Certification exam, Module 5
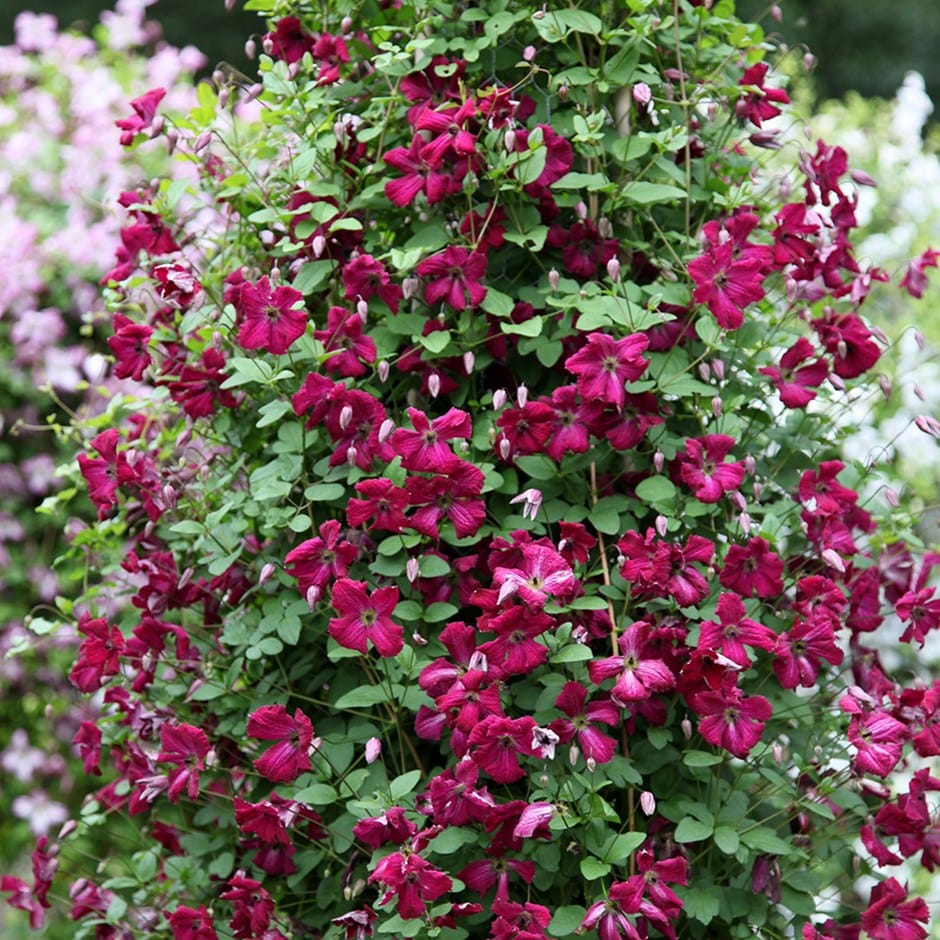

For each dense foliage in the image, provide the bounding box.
[2,0,939,938]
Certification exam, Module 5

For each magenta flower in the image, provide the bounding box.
[735,62,790,127]
[390,406,471,473]
[158,723,211,803]
[68,615,124,693]
[116,87,166,146]
[382,137,465,207]
[369,851,452,919]
[759,337,829,408]
[166,904,219,940]
[588,622,676,705]
[108,314,153,381]
[467,715,539,784]
[328,579,403,656]
[342,254,403,313]
[860,878,929,940]
[564,332,650,410]
[405,462,487,539]
[416,247,487,310]
[688,241,765,330]
[549,681,620,765]
[346,478,409,533]
[847,709,907,778]
[314,307,377,378]
[492,542,576,608]
[773,614,843,689]
[698,593,776,668]
[677,434,746,503]
[234,275,308,355]
[899,247,939,299]
[246,704,314,784]
[285,519,359,598]
[719,537,784,598]
[693,675,772,759]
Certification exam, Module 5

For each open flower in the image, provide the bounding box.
[247,705,314,784]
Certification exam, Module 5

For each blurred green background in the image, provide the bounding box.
[0,0,939,112]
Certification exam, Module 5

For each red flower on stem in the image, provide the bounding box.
[328,579,403,656]
[247,704,315,784]
[235,275,308,355]
[564,332,650,410]
[158,723,211,803]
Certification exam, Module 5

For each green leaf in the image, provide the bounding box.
[514,454,557,481]
[713,825,740,855]
[549,905,587,937]
[551,643,594,664]
[623,181,687,205]
[292,260,336,294]
[257,399,293,428]
[304,483,346,501]
[480,289,515,318]
[428,826,478,854]
[683,887,720,925]
[674,817,714,843]
[589,497,622,535]
[602,831,645,863]
[634,476,677,504]
[683,750,723,767]
[579,856,611,880]
[390,770,423,801]
[740,827,791,855]
[552,171,612,191]
[419,554,452,578]
[501,315,544,337]
[333,686,389,709]
[420,330,452,354]
[514,145,547,186]
[292,783,337,806]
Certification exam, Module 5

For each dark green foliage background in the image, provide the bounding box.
[1,0,939,111]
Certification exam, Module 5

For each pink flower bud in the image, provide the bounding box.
[378,418,395,443]
[428,373,441,398]
[681,717,692,740]
[712,359,725,381]
[245,82,263,102]
[850,169,877,188]
[263,36,274,55]
[510,488,543,521]
[346,445,358,466]
[499,438,512,461]
[306,585,321,609]
[711,396,722,418]
[259,562,276,586]
[193,130,212,153]
[406,557,420,583]
[364,737,382,764]
[915,330,926,350]
[219,88,231,109]
[653,451,665,472]
[339,405,353,430]
[698,361,711,381]
[523,45,536,62]
[738,512,751,533]
[402,275,420,299]
[770,4,782,22]
[585,755,596,773]
[878,374,892,399]
[885,487,900,508]
[245,38,257,59]
[412,631,427,646]
[288,61,301,80]
[822,548,845,573]
[773,742,784,764]
[575,201,588,220]
[803,52,815,71]
[149,115,165,138]
[606,257,621,282]
[166,127,179,155]
[377,360,390,382]
[504,128,517,152]
[225,0,236,10]
[517,384,528,407]
[548,268,560,292]
[357,298,368,319]
[915,384,926,401]
[639,790,656,815]
[915,415,940,438]
[753,482,763,500]
[632,82,652,106]
[493,388,507,410]
[558,84,569,102]
[463,350,475,375]
[828,373,846,391]
[341,15,353,32]
[744,455,756,476]
[655,514,668,537]
[598,217,613,238]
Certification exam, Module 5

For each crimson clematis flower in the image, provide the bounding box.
[220,872,276,940]
[688,240,765,330]
[158,723,211,803]
[328,578,403,656]
[677,434,746,503]
[900,247,939,299]
[405,462,487,539]
[382,137,467,207]
[108,314,153,381]
[492,542,576,609]
[264,16,316,64]
[846,707,907,778]
[314,308,377,378]
[896,587,940,646]
[166,905,219,940]
[247,704,314,784]
[416,247,487,310]
[116,87,166,146]
[698,593,776,668]
[234,276,308,355]
[391,406,471,473]
[759,336,829,408]
[332,906,378,940]
[346,478,409,533]
[693,674,772,758]
[719,537,784,598]
[860,878,929,940]
[564,332,650,409]
[353,806,418,849]
[490,898,551,939]
[549,681,620,765]
[369,851,452,919]
[773,613,843,689]
[588,621,676,705]
[285,519,358,599]
[811,308,881,379]
[68,615,124,693]
[735,62,790,127]
[342,254,403,313]
[467,715,540,784]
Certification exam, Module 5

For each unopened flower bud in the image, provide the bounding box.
[339,404,353,430]
[681,717,692,740]
[462,350,475,375]
[632,82,652,106]
[341,15,353,32]
[288,61,301,81]
[517,384,528,407]
[262,36,274,55]
[744,455,755,476]
[244,82,264,102]
[575,201,588,220]
[499,438,512,460]
[356,298,368,319]
[712,359,725,381]
[738,512,751,533]
[364,737,382,764]
[915,415,940,439]
[548,268,560,292]
[914,330,926,350]
[504,128,517,152]
[653,451,665,473]
[406,557,420,583]
[166,127,179,154]
[523,44,537,62]
[412,631,427,646]
[149,115,164,138]
[822,548,845,573]
[711,396,722,417]
[558,84,569,102]
[606,257,621,282]
[598,217,613,239]
[655,514,668,537]
[377,360,390,382]
[378,418,395,443]
[493,388,507,410]
[259,562,276,586]
[770,4,782,22]
[402,275,420,300]
[346,445,358,466]
[585,756,596,773]
[245,38,257,59]
[885,487,900,508]
[914,384,926,401]
[639,790,656,815]
[306,585,321,609]
[193,130,212,153]
[162,484,177,511]
[803,52,815,71]
[428,373,441,398]
[773,742,784,764]
[225,0,236,11]
[698,361,711,381]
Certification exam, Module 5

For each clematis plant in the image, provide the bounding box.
[6,0,940,938]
